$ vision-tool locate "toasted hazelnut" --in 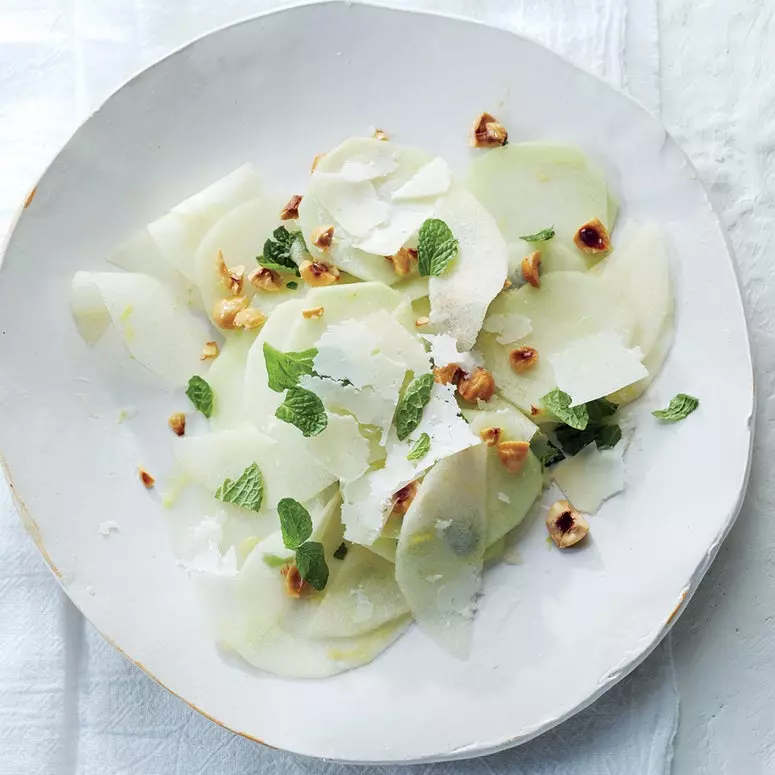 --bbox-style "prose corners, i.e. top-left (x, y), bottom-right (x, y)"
top-left (233, 307), bottom-right (266, 330)
top-left (546, 500), bottom-right (589, 548)
top-left (470, 112), bottom-right (508, 148)
top-left (457, 368), bottom-right (496, 403)
top-left (510, 346), bottom-right (539, 373)
top-left (479, 426), bottom-right (502, 446)
top-left (280, 194), bottom-right (302, 220)
top-left (387, 247), bottom-right (417, 277)
top-left (497, 440), bottom-right (530, 473)
top-left (281, 564), bottom-right (307, 598)
top-left (216, 249), bottom-right (244, 295)
top-left (201, 341), bottom-right (220, 360)
top-left (138, 467), bottom-right (155, 488)
top-left (503, 278), bottom-right (512, 290)
top-left (373, 128), bottom-right (389, 141)
top-left (530, 404), bottom-right (541, 417)
top-left (433, 363), bottom-right (462, 385)
top-left (302, 305), bottom-right (324, 319)
top-left (310, 153), bottom-right (324, 173)
top-left (415, 316), bottom-right (430, 328)
top-left (392, 480), bottom-right (419, 516)
top-left (168, 412), bottom-right (186, 437)
top-left (573, 218), bottom-right (611, 255)
top-left (521, 251), bottom-right (541, 288)
top-left (311, 225), bottom-right (335, 250)
top-left (212, 295), bottom-right (249, 329)
top-left (248, 266), bottom-right (283, 292)
top-left (300, 259), bottom-right (339, 287)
